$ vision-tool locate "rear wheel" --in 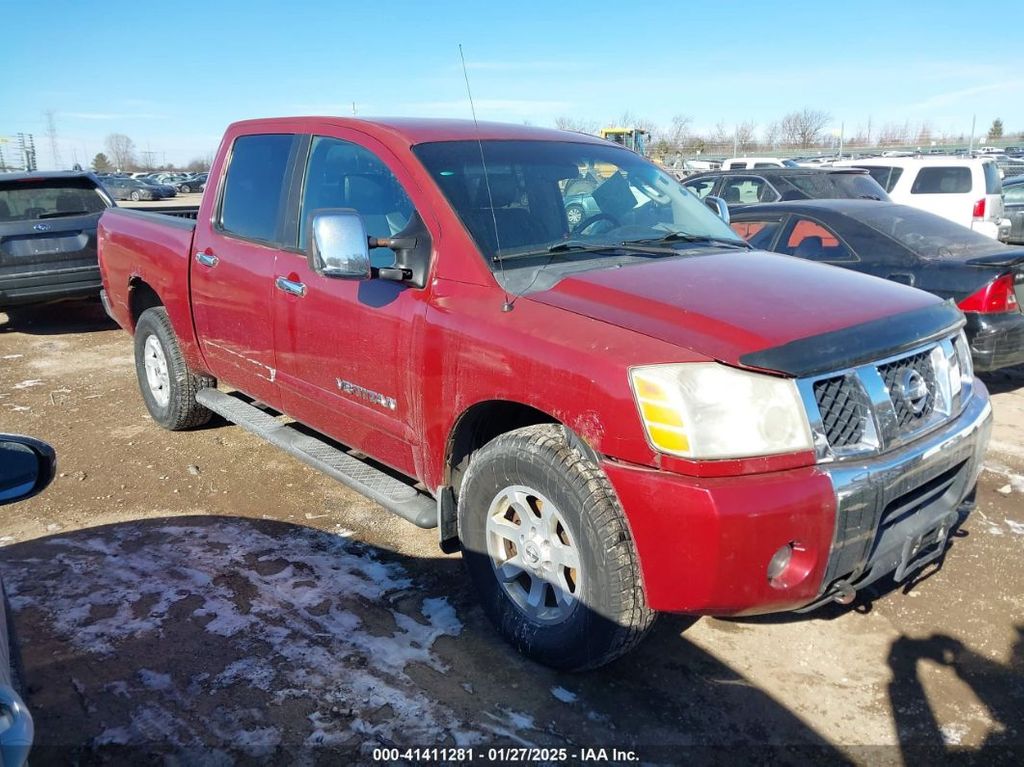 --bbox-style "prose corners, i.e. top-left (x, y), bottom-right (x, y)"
top-left (180, 185), bottom-right (191, 194)
top-left (458, 424), bottom-right (656, 671)
top-left (130, 191), bottom-right (140, 201)
top-left (565, 203), bottom-right (585, 229)
top-left (133, 307), bottom-right (215, 430)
